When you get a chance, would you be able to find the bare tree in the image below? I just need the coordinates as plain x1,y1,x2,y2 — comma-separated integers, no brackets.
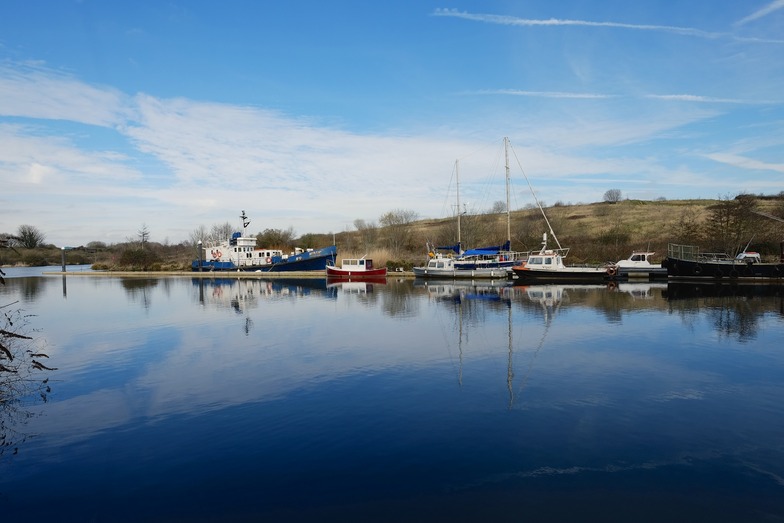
702,194,757,254
379,209,419,256
188,225,209,247
209,222,234,244
673,208,702,245
137,224,150,247
489,201,507,214
256,227,296,249
603,189,622,203
354,219,378,250
16,225,45,249
2,243,56,456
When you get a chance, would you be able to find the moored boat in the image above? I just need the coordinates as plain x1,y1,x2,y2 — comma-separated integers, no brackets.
326,256,387,279
661,243,784,281
413,138,528,279
511,234,612,284
412,242,518,279
611,251,667,280
192,211,337,272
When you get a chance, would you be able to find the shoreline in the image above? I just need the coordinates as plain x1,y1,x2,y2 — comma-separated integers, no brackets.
43,270,415,279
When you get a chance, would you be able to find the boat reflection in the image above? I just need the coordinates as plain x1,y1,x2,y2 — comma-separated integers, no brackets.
414,278,511,304
664,282,784,341
193,277,333,312
326,276,387,293
664,281,784,300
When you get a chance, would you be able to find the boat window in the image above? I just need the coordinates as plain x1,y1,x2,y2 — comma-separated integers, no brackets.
359,260,365,266
545,257,552,265
529,257,541,265
632,254,643,262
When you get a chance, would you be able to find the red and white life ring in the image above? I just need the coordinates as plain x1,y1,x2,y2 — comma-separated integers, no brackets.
211,249,222,259
266,257,272,263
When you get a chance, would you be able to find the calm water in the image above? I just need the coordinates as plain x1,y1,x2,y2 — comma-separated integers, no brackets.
1,269,783,522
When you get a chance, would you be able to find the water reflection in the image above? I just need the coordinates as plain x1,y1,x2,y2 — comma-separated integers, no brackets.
665,282,784,342
193,277,335,312
1,291,55,458
1,275,783,521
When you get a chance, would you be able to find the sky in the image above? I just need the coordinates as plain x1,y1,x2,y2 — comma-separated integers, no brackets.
1,0,783,247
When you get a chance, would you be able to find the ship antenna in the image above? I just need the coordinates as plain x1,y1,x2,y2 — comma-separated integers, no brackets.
240,210,250,231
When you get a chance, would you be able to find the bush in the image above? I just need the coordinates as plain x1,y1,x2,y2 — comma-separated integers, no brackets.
117,248,162,271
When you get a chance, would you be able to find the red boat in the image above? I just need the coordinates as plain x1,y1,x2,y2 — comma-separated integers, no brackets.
326,257,387,279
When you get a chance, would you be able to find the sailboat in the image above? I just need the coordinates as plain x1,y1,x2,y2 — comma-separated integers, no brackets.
413,138,528,279
508,153,613,283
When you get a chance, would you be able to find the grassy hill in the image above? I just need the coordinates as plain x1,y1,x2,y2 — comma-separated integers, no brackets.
4,196,783,271
340,196,784,268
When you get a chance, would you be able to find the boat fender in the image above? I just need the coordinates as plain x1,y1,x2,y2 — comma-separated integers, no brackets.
607,266,617,277
694,264,702,275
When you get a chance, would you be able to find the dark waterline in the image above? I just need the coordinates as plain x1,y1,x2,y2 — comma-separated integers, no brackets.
1,276,783,522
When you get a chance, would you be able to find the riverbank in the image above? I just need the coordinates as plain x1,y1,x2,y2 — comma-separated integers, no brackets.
44,269,417,279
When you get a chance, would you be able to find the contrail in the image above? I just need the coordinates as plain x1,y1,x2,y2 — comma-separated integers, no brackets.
735,0,784,26
433,8,784,44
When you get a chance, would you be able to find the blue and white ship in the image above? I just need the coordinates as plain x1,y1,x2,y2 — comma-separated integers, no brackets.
192,211,337,272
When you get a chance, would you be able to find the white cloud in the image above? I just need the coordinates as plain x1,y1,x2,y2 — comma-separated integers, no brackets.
471,89,616,100
0,61,132,127
704,152,784,173
0,59,779,247
432,8,784,44
735,0,784,26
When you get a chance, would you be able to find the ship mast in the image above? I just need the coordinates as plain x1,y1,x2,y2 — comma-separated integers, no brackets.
240,210,250,235
504,137,511,244
455,160,461,248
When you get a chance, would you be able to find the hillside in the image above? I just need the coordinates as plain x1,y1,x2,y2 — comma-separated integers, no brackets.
3,196,783,271
395,196,784,265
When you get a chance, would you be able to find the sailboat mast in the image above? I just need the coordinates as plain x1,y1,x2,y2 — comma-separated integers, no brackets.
455,159,461,247
504,137,511,243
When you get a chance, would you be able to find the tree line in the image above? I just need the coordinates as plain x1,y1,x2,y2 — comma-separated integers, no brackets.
3,192,784,270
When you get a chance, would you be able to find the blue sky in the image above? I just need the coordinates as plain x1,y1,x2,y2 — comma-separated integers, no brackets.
1,0,783,247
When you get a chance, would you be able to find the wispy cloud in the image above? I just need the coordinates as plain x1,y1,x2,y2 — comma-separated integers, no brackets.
471,89,615,99
704,152,784,173
0,60,779,245
470,90,777,105
645,94,777,104
0,60,132,127
735,0,784,26
433,8,784,44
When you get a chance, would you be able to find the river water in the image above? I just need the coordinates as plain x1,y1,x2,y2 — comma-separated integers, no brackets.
1,269,783,522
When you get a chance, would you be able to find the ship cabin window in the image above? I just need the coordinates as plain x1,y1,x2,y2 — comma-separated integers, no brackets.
544,257,552,265
632,254,645,262
359,259,365,266
529,257,542,265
